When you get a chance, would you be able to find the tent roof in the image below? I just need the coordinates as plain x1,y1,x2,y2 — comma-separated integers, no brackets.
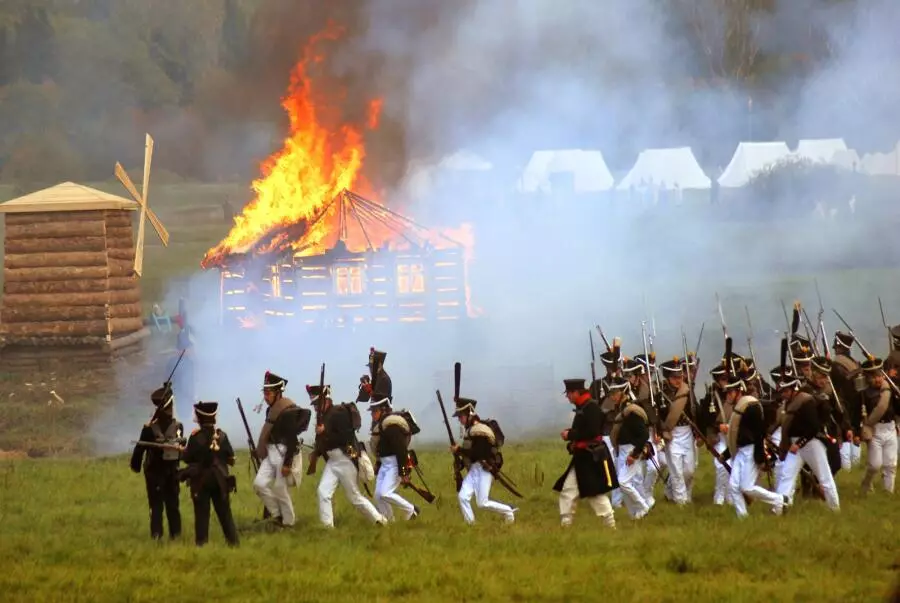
617,147,711,191
718,142,792,188
519,149,615,193
795,138,849,163
0,181,139,213
438,150,493,171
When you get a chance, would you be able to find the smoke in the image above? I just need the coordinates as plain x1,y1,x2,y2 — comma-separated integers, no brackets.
90,0,900,452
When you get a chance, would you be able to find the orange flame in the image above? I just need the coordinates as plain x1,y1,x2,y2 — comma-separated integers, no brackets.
202,24,376,268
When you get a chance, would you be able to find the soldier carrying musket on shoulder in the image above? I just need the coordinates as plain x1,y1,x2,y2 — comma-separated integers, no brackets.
658,358,696,505
858,356,898,494
831,331,864,470
367,394,422,522
808,356,847,479
625,355,664,507
698,360,733,506
553,378,618,529
609,376,653,520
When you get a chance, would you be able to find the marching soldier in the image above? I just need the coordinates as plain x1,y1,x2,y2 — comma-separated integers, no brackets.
698,362,732,506
181,401,240,547
368,398,420,521
809,356,847,478
858,357,898,494
725,392,789,518
831,331,863,470
312,387,386,528
362,348,392,403
130,383,185,541
591,343,622,400
791,339,814,385
774,370,840,510
253,371,306,527
658,358,696,505
451,397,517,524
609,376,653,519
553,379,618,528
626,356,663,505
599,374,623,509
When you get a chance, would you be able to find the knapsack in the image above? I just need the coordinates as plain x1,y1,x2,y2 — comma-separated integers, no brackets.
482,418,505,448
394,409,421,435
341,402,362,431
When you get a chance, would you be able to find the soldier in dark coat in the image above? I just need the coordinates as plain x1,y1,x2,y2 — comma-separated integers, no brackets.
362,348,392,404
181,401,239,547
831,331,863,470
130,383,185,541
553,378,618,529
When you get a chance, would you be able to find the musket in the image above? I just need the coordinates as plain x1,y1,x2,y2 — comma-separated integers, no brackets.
641,321,657,412
437,389,464,492
715,293,734,374
832,309,900,397
589,330,597,386
403,479,436,504
236,397,270,519
306,363,327,475
780,301,801,378
131,440,183,451
595,325,612,352
491,469,524,498
811,287,845,416
744,306,764,392
682,327,731,473
695,322,705,361
799,307,821,356
879,296,892,350
649,316,664,394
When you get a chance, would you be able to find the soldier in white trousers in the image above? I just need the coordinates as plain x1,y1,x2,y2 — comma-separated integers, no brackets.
859,357,898,494
368,397,420,521
311,390,385,528
609,377,652,519
253,371,309,527
726,394,789,517
658,359,696,505
451,397,517,524
774,373,840,510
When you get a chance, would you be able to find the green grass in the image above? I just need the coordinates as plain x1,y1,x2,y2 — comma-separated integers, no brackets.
1,442,899,602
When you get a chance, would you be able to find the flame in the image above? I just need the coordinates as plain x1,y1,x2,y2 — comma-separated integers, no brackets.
201,24,378,268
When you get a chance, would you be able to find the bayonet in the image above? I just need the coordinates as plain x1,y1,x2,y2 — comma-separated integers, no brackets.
832,308,900,397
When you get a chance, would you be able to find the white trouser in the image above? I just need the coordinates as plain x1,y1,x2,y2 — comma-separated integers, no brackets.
616,445,651,519
770,427,786,486
317,448,385,527
641,439,660,505
374,455,417,520
713,435,731,505
729,445,784,518
458,462,515,524
602,435,622,507
253,444,295,525
665,425,696,504
557,468,615,528
862,422,898,493
840,441,862,471
776,437,840,510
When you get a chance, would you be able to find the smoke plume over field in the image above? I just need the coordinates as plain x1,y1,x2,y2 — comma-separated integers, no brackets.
95,0,900,448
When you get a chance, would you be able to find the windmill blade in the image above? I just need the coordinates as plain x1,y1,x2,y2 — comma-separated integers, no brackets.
134,213,147,277
142,135,154,203
141,135,169,247
115,162,143,205
145,206,170,247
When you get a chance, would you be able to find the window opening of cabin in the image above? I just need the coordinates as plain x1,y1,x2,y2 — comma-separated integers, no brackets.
335,265,364,296
397,263,425,294
335,266,349,295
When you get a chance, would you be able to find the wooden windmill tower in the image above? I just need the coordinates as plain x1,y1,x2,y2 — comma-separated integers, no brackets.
114,134,170,276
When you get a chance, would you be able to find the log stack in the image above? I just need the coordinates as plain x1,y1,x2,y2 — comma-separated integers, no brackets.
0,182,151,371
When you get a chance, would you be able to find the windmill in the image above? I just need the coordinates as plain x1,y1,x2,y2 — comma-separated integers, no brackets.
114,134,170,277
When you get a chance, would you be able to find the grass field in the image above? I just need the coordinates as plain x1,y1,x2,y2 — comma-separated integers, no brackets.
1,441,899,603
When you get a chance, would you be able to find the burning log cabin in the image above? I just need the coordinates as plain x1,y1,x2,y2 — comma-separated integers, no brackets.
212,189,471,327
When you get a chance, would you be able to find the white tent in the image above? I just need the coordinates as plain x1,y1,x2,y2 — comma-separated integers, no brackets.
401,150,493,199
616,147,711,191
718,142,792,188
438,150,492,171
860,142,900,176
519,149,615,193
831,149,862,172
794,138,849,164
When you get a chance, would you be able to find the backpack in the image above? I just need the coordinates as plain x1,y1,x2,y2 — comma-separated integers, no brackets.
341,402,362,431
482,418,505,448
394,409,421,435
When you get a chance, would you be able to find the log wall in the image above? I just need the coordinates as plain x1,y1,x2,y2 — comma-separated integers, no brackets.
0,209,145,353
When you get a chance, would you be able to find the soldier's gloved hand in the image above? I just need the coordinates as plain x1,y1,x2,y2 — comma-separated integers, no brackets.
719,424,729,434
362,383,373,395
789,444,799,454
625,455,636,466
281,464,292,477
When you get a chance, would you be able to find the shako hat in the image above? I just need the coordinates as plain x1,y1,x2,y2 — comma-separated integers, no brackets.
682,352,698,368
264,371,287,391
811,356,832,374
659,358,683,375
368,348,387,367
563,378,586,393
194,401,218,423
622,358,644,375
721,374,745,392
738,361,758,383
861,357,884,373
710,364,728,378
598,350,619,367
633,353,655,371
890,326,900,351
605,376,630,392
151,383,174,408
833,331,855,350
769,365,795,384
452,397,477,417
306,384,331,405
773,371,801,391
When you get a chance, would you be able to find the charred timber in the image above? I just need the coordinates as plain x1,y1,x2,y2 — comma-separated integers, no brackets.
2,289,140,307
1,302,142,323
4,252,109,269
5,236,109,254
4,266,109,282
5,221,107,239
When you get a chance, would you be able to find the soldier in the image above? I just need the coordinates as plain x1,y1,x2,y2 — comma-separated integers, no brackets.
725,393,789,518
451,396,517,524
609,376,653,519
181,401,239,547
831,331,863,471
791,339,814,385
859,357,898,494
626,356,663,505
598,373,623,509
130,383,185,541
368,398,419,521
362,348,392,403
591,343,621,400
710,372,744,506
553,379,618,528
697,362,731,506
809,356,847,478
253,371,308,528
658,358,696,505
774,371,840,510
312,388,386,528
